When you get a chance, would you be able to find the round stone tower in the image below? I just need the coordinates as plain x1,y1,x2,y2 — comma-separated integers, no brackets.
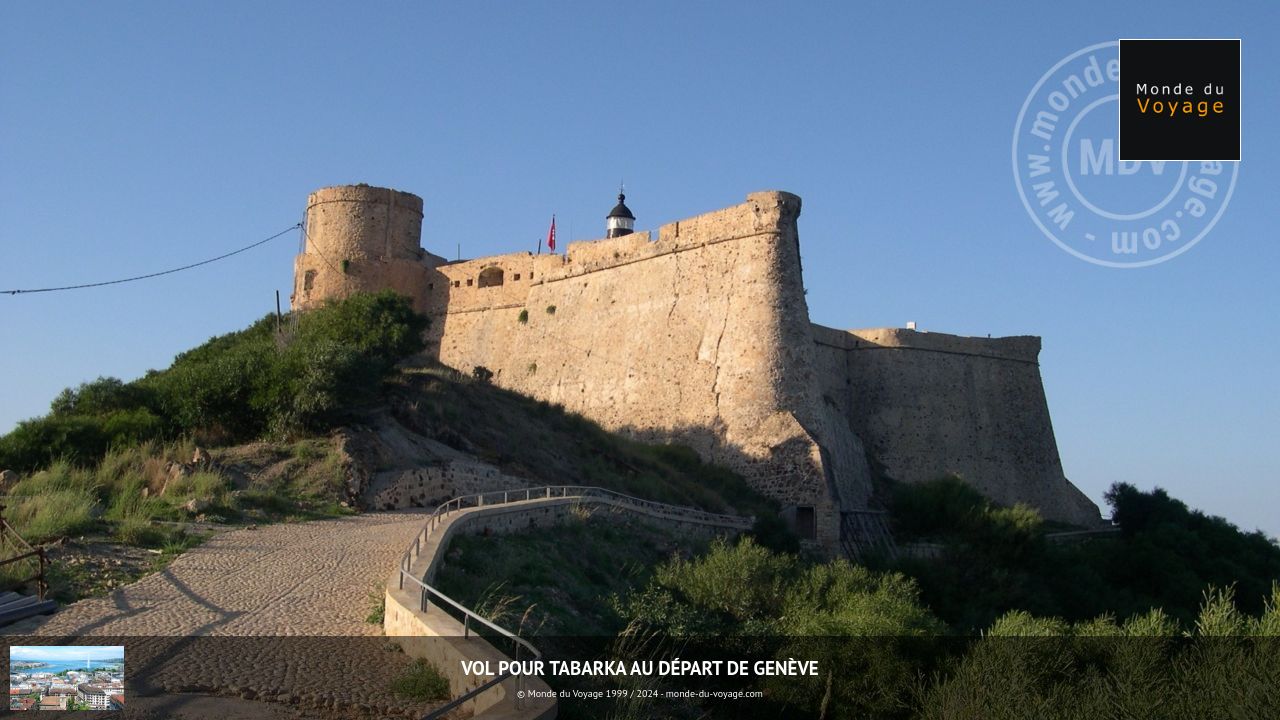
291,185,429,311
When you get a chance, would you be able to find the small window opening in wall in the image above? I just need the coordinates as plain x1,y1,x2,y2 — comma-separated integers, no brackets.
466,278,473,286
796,506,816,540
513,273,521,281
303,269,317,292
478,266,504,288
427,283,434,290
452,280,460,288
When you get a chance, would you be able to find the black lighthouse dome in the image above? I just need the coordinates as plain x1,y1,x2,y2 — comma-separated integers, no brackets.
606,191,635,238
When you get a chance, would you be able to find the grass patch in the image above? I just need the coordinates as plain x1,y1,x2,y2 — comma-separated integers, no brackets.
390,658,450,701
4,462,101,542
152,529,204,567
115,516,165,546
164,471,231,504
366,583,386,625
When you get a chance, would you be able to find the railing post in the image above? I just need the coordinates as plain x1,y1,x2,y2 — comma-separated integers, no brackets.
37,548,47,601
503,491,508,504
464,614,469,638
515,644,523,709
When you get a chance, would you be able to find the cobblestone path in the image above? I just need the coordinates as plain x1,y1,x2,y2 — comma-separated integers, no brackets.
9,511,454,718
18,510,430,636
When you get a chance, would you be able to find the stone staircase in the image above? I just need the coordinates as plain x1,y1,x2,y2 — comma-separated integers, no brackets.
0,590,56,627
840,510,898,562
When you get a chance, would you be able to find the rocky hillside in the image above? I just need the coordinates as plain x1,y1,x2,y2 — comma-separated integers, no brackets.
339,364,778,519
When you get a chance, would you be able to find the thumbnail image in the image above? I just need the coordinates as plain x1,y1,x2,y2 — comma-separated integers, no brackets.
9,646,124,711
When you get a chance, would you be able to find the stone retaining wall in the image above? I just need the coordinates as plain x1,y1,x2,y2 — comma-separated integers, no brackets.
365,458,531,511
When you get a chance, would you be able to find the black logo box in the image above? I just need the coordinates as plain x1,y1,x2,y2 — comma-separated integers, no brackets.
1119,39,1240,161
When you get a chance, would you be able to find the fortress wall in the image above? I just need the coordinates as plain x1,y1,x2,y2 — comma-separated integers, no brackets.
811,326,1100,526
423,252,566,316
424,192,874,549
810,325,857,419
289,184,1098,541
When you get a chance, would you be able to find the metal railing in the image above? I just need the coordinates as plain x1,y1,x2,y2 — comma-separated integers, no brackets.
396,485,753,587
398,569,539,719
0,503,47,600
393,485,753,719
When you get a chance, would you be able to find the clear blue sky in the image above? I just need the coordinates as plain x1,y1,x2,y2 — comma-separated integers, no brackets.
10,645,123,662
2,2,1276,537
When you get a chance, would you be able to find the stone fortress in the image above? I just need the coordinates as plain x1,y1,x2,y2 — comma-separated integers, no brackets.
292,184,1101,553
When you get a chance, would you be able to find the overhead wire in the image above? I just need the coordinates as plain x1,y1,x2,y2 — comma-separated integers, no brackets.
2,223,302,295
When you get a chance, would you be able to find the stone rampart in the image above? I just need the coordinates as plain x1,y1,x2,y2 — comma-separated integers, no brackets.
421,192,874,549
810,325,1100,526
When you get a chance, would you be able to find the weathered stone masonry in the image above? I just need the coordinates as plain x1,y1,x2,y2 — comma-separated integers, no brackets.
293,185,1102,551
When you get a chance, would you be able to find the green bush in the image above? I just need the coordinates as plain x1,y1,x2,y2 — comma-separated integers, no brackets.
0,291,428,471
143,290,427,439
889,475,987,540
652,537,793,624
618,537,946,718
915,586,1280,720
0,408,164,473
50,377,155,417
889,480,1280,630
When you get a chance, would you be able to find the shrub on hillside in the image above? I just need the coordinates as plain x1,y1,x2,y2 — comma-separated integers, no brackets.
889,475,988,540
889,479,1280,630
915,586,1280,720
0,291,427,471
617,537,945,718
0,408,164,472
51,377,156,417
143,290,427,439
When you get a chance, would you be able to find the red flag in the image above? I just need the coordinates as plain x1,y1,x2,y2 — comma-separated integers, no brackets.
547,215,556,252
